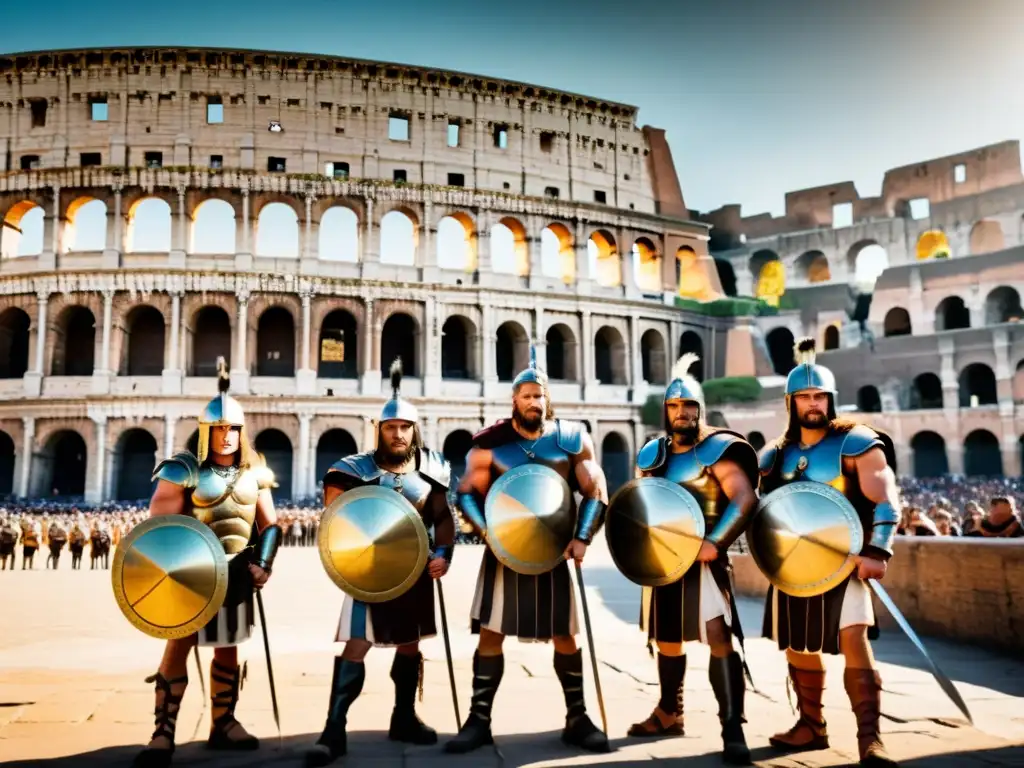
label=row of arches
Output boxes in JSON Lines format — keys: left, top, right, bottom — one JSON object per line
{"left": 910, "top": 430, "right": 1023, "bottom": 478}
{"left": 882, "top": 286, "right": 1024, "bottom": 337}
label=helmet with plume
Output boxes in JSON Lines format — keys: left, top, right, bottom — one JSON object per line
{"left": 196, "top": 356, "right": 254, "bottom": 464}
{"left": 512, "top": 344, "right": 548, "bottom": 392}
{"left": 379, "top": 357, "right": 419, "bottom": 424}
{"left": 664, "top": 353, "right": 705, "bottom": 413}
{"left": 785, "top": 336, "right": 837, "bottom": 418}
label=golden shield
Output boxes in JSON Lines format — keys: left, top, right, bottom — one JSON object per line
{"left": 111, "top": 515, "right": 229, "bottom": 640}
{"left": 318, "top": 485, "right": 430, "bottom": 603}
{"left": 605, "top": 478, "right": 706, "bottom": 587}
{"left": 745, "top": 481, "right": 864, "bottom": 598}
{"left": 485, "top": 463, "right": 574, "bottom": 576}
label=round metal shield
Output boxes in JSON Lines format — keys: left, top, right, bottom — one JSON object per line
{"left": 745, "top": 481, "right": 864, "bottom": 599}
{"left": 485, "top": 463, "right": 573, "bottom": 576}
{"left": 111, "top": 515, "right": 229, "bottom": 640}
{"left": 318, "top": 485, "right": 430, "bottom": 603}
{"left": 605, "top": 478, "right": 706, "bottom": 587}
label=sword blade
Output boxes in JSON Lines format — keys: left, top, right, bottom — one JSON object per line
{"left": 573, "top": 560, "right": 608, "bottom": 736}
{"left": 866, "top": 579, "right": 973, "bottom": 725}
{"left": 255, "top": 590, "right": 283, "bottom": 742}
{"left": 436, "top": 581, "right": 461, "bottom": 729}
{"left": 192, "top": 645, "right": 206, "bottom": 699}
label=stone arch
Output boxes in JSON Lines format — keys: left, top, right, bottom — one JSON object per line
{"left": 796, "top": 250, "right": 831, "bottom": 283}
{"left": 496, "top": 320, "right": 530, "bottom": 382}
{"left": 256, "top": 306, "right": 296, "bottom": 377}
{"left": 935, "top": 296, "right": 970, "bottom": 331}
{"left": 380, "top": 209, "right": 418, "bottom": 266}
{"left": 127, "top": 197, "right": 172, "bottom": 253}
{"left": 190, "top": 306, "right": 232, "bottom": 376}
{"left": 823, "top": 324, "right": 840, "bottom": 350}
{"left": 490, "top": 217, "right": 529, "bottom": 276}
{"left": 0, "top": 430, "right": 13, "bottom": 496}
{"left": 255, "top": 202, "right": 300, "bottom": 258}
{"left": 38, "top": 430, "right": 87, "bottom": 499}
{"left": 0, "top": 307, "right": 30, "bottom": 379}
{"left": 632, "top": 237, "right": 661, "bottom": 292}
{"left": 909, "top": 372, "right": 943, "bottom": 409}
{"left": 442, "top": 315, "right": 476, "bottom": 379}
{"left": 985, "top": 286, "right": 1023, "bottom": 325}
{"left": 746, "top": 431, "right": 766, "bottom": 452}
{"left": 191, "top": 198, "right": 237, "bottom": 254}
{"left": 910, "top": 431, "right": 949, "bottom": 478}
{"left": 436, "top": 212, "right": 477, "bottom": 271}
{"left": 749, "top": 249, "right": 779, "bottom": 278}
{"left": 963, "top": 430, "right": 1002, "bottom": 477}
{"left": 319, "top": 205, "right": 360, "bottom": 261}
{"left": 122, "top": 305, "right": 165, "bottom": 376}
{"left": 256, "top": 428, "right": 293, "bottom": 500}
{"left": 857, "top": 385, "right": 881, "bottom": 413}
{"left": 316, "top": 429, "right": 358, "bottom": 486}
{"left": 969, "top": 220, "right": 1004, "bottom": 255}
{"left": 318, "top": 309, "right": 358, "bottom": 378}
{"left": 714, "top": 258, "right": 737, "bottom": 297}
{"left": 588, "top": 229, "right": 619, "bottom": 287}
{"left": 916, "top": 230, "right": 951, "bottom": 261}
{"left": 641, "top": 329, "right": 667, "bottom": 384}
{"left": 0, "top": 201, "right": 43, "bottom": 258}
{"left": 114, "top": 428, "right": 158, "bottom": 501}
{"left": 848, "top": 241, "right": 889, "bottom": 290}
{"left": 958, "top": 363, "right": 997, "bottom": 407}
{"left": 63, "top": 197, "right": 107, "bottom": 252}
{"left": 541, "top": 223, "right": 575, "bottom": 283}
{"left": 52, "top": 305, "right": 96, "bottom": 376}
{"left": 766, "top": 327, "right": 796, "bottom": 376}
{"left": 594, "top": 325, "right": 627, "bottom": 385}
{"left": 381, "top": 313, "right": 419, "bottom": 377}
{"left": 601, "top": 432, "right": 631, "bottom": 495}
{"left": 443, "top": 430, "right": 475, "bottom": 480}
{"left": 883, "top": 307, "right": 912, "bottom": 337}
{"left": 678, "top": 330, "right": 704, "bottom": 381}
{"left": 546, "top": 323, "right": 577, "bottom": 381}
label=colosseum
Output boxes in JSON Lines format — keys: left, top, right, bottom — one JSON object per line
{"left": 0, "top": 46, "right": 739, "bottom": 504}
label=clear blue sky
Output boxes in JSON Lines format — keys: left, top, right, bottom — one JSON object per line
{"left": 3, "top": 0, "right": 1022, "bottom": 217}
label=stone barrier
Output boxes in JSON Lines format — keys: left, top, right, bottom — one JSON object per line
{"left": 730, "top": 537, "right": 1024, "bottom": 653}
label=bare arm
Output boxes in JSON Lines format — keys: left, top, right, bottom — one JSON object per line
{"left": 431, "top": 491, "right": 455, "bottom": 548}
{"left": 573, "top": 432, "right": 609, "bottom": 504}
{"left": 148, "top": 480, "right": 186, "bottom": 517}
{"left": 705, "top": 458, "right": 758, "bottom": 550}
{"left": 255, "top": 488, "right": 278, "bottom": 530}
{"left": 851, "top": 447, "right": 900, "bottom": 510}
{"left": 458, "top": 446, "right": 493, "bottom": 497}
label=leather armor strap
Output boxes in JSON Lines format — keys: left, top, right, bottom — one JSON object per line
{"left": 254, "top": 524, "right": 282, "bottom": 574}
{"left": 457, "top": 492, "right": 487, "bottom": 534}
{"left": 706, "top": 499, "right": 751, "bottom": 552}
{"left": 575, "top": 498, "right": 607, "bottom": 544}
{"left": 864, "top": 501, "right": 899, "bottom": 560}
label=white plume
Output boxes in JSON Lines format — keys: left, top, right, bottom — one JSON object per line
{"left": 671, "top": 353, "right": 701, "bottom": 381}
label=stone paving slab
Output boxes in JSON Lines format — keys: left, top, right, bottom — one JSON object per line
{"left": 1, "top": 544, "right": 1022, "bottom": 766}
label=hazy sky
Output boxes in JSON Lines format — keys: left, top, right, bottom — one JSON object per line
{"left": 3, "top": 0, "right": 1023, "bottom": 217}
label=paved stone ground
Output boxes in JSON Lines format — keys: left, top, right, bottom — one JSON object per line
{"left": 1, "top": 542, "right": 1022, "bottom": 767}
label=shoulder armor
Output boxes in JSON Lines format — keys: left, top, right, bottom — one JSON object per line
{"left": 555, "top": 420, "right": 585, "bottom": 455}
{"left": 418, "top": 449, "right": 452, "bottom": 489}
{"left": 324, "top": 452, "right": 382, "bottom": 484}
{"left": 695, "top": 430, "right": 742, "bottom": 467}
{"left": 697, "top": 430, "right": 759, "bottom": 487}
{"left": 152, "top": 451, "right": 200, "bottom": 488}
{"left": 841, "top": 424, "right": 883, "bottom": 458}
{"left": 251, "top": 461, "right": 277, "bottom": 491}
{"left": 758, "top": 444, "right": 779, "bottom": 476}
{"left": 637, "top": 437, "right": 667, "bottom": 472}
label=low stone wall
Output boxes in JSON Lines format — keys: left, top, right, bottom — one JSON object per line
{"left": 730, "top": 538, "right": 1024, "bottom": 653}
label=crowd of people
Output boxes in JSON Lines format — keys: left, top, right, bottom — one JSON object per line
{"left": 0, "top": 475, "right": 1019, "bottom": 572}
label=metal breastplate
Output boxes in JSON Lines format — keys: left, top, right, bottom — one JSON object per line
{"left": 191, "top": 464, "right": 260, "bottom": 555}
{"left": 490, "top": 430, "right": 573, "bottom": 484}
{"left": 377, "top": 470, "right": 434, "bottom": 518}
{"left": 663, "top": 449, "right": 726, "bottom": 528}
{"left": 778, "top": 432, "right": 848, "bottom": 495}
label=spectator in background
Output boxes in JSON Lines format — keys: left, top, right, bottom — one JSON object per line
{"left": 965, "top": 496, "right": 1023, "bottom": 538}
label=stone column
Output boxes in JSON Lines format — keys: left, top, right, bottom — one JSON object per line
{"left": 533, "top": 305, "right": 547, "bottom": 366}
{"left": 630, "top": 313, "right": 647, "bottom": 403}
{"left": 297, "top": 291, "right": 316, "bottom": 394}
{"left": 164, "top": 413, "right": 177, "bottom": 459}
{"left": 361, "top": 198, "right": 379, "bottom": 278}
{"left": 939, "top": 337, "right": 959, "bottom": 410}
{"left": 360, "top": 297, "right": 382, "bottom": 395}
{"left": 423, "top": 414, "right": 439, "bottom": 453}
{"left": 231, "top": 291, "right": 250, "bottom": 393}
{"left": 170, "top": 186, "right": 186, "bottom": 267}
{"left": 102, "top": 186, "right": 122, "bottom": 268}
{"left": 236, "top": 188, "right": 252, "bottom": 270}
{"left": 297, "top": 413, "right": 312, "bottom": 499}
{"left": 482, "top": 304, "right": 499, "bottom": 399}
{"left": 362, "top": 415, "right": 376, "bottom": 453}
{"left": 87, "top": 414, "right": 108, "bottom": 504}
{"left": 163, "top": 290, "right": 183, "bottom": 394}
{"left": 92, "top": 289, "right": 115, "bottom": 394}
{"left": 581, "top": 309, "right": 596, "bottom": 400}
{"left": 476, "top": 209, "right": 493, "bottom": 282}
{"left": 301, "top": 194, "right": 319, "bottom": 272}
{"left": 24, "top": 289, "right": 48, "bottom": 397}
{"left": 18, "top": 417, "right": 35, "bottom": 498}
{"left": 39, "top": 185, "right": 60, "bottom": 269}
{"left": 423, "top": 295, "right": 441, "bottom": 396}
{"left": 993, "top": 328, "right": 1013, "bottom": 405}
{"left": 574, "top": 220, "right": 592, "bottom": 296}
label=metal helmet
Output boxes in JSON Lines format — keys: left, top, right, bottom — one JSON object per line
{"left": 785, "top": 337, "right": 837, "bottom": 396}
{"left": 512, "top": 345, "right": 548, "bottom": 392}
{"left": 380, "top": 357, "right": 418, "bottom": 424}
{"left": 665, "top": 353, "right": 705, "bottom": 416}
{"left": 196, "top": 356, "right": 248, "bottom": 463}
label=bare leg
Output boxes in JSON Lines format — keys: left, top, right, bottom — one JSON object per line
{"left": 142, "top": 637, "right": 195, "bottom": 752}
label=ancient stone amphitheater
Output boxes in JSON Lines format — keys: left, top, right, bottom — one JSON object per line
{"left": 0, "top": 47, "right": 725, "bottom": 503}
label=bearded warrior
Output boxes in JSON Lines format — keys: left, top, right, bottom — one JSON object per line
{"left": 758, "top": 338, "right": 900, "bottom": 767}
{"left": 0, "top": 513, "right": 16, "bottom": 570}
{"left": 628, "top": 354, "right": 758, "bottom": 765}
{"left": 133, "top": 360, "right": 282, "bottom": 768}
{"left": 446, "top": 349, "right": 610, "bottom": 755}
{"left": 306, "top": 358, "right": 455, "bottom": 767}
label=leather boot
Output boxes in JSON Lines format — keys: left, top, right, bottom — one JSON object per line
{"left": 132, "top": 672, "right": 188, "bottom": 768}
{"left": 628, "top": 653, "right": 686, "bottom": 737}
{"left": 388, "top": 651, "right": 437, "bottom": 745}
{"left": 769, "top": 665, "right": 829, "bottom": 752}
{"left": 207, "top": 660, "right": 259, "bottom": 751}
{"left": 306, "top": 658, "right": 365, "bottom": 767}
{"left": 445, "top": 652, "right": 503, "bottom": 754}
{"left": 709, "top": 653, "right": 751, "bottom": 765}
{"left": 554, "top": 650, "right": 610, "bottom": 753}
{"left": 845, "top": 668, "right": 897, "bottom": 766}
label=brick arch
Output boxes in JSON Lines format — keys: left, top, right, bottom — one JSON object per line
{"left": 251, "top": 193, "right": 304, "bottom": 222}
{"left": 45, "top": 295, "right": 104, "bottom": 377}
{"left": 181, "top": 293, "right": 238, "bottom": 331}
{"left": 440, "top": 303, "right": 483, "bottom": 327}
{"left": 248, "top": 415, "right": 301, "bottom": 449}
{"left": 33, "top": 418, "right": 95, "bottom": 455}
{"left": 60, "top": 188, "right": 111, "bottom": 220}
{"left": 310, "top": 295, "right": 365, "bottom": 374}
{"left": 374, "top": 202, "right": 423, "bottom": 229}
{"left": 376, "top": 300, "right": 425, "bottom": 330}
{"left": 186, "top": 190, "right": 242, "bottom": 219}
{"left": 0, "top": 194, "right": 50, "bottom": 222}
{"left": 431, "top": 207, "right": 477, "bottom": 232}
{"left": 121, "top": 190, "right": 178, "bottom": 218}
{"left": 312, "top": 197, "right": 365, "bottom": 225}
{"left": 249, "top": 296, "right": 300, "bottom": 376}
{"left": 311, "top": 416, "right": 365, "bottom": 449}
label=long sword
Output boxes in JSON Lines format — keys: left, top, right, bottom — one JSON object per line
{"left": 865, "top": 579, "right": 972, "bottom": 724}
{"left": 255, "top": 590, "right": 283, "bottom": 743}
{"left": 573, "top": 560, "right": 608, "bottom": 736}
{"left": 436, "top": 581, "right": 461, "bottom": 729}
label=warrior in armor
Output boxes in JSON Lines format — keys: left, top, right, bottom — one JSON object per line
{"left": 758, "top": 338, "right": 900, "bottom": 767}
{"left": 0, "top": 513, "right": 16, "bottom": 570}
{"left": 69, "top": 517, "right": 87, "bottom": 570}
{"left": 21, "top": 517, "right": 40, "bottom": 569}
{"left": 306, "top": 358, "right": 455, "bottom": 767}
{"left": 629, "top": 354, "right": 758, "bottom": 765}
{"left": 90, "top": 520, "right": 111, "bottom": 570}
{"left": 132, "top": 359, "right": 282, "bottom": 768}
{"left": 446, "top": 349, "right": 610, "bottom": 755}
{"left": 46, "top": 518, "right": 68, "bottom": 569}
